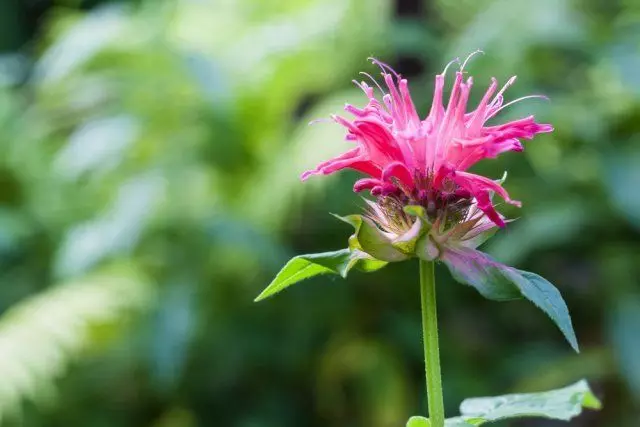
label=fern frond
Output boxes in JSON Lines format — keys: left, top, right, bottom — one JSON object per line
{"left": 0, "top": 264, "right": 154, "bottom": 422}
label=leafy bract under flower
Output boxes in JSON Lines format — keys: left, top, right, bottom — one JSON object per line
{"left": 255, "top": 205, "right": 579, "bottom": 352}
{"left": 302, "top": 55, "right": 553, "bottom": 227}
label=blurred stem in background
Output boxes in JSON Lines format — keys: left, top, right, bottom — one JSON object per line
{"left": 420, "top": 260, "right": 444, "bottom": 427}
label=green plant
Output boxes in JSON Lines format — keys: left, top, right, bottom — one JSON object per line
{"left": 256, "top": 55, "right": 602, "bottom": 426}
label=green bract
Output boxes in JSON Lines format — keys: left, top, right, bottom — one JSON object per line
{"left": 256, "top": 211, "right": 578, "bottom": 353}
{"left": 406, "top": 379, "right": 601, "bottom": 426}
{"left": 335, "top": 213, "right": 418, "bottom": 262}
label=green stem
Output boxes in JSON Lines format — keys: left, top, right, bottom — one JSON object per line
{"left": 419, "top": 260, "right": 445, "bottom": 427}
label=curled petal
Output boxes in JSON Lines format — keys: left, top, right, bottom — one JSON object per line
{"left": 455, "top": 171, "right": 521, "bottom": 206}
{"left": 453, "top": 171, "right": 521, "bottom": 227}
{"left": 382, "top": 161, "right": 414, "bottom": 187}
{"left": 474, "top": 192, "right": 505, "bottom": 228}
{"left": 371, "top": 183, "right": 398, "bottom": 196}
{"left": 336, "top": 117, "right": 406, "bottom": 165}
{"left": 353, "top": 178, "right": 382, "bottom": 193}
{"left": 447, "top": 114, "right": 551, "bottom": 171}
{"left": 344, "top": 103, "right": 369, "bottom": 118}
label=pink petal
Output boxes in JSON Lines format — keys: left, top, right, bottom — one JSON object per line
{"left": 353, "top": 178, "right": 382, "bottom": 192}
{"left": 301, "top": 147, "right": 382, "bottom": 181}
{"left": 302, "top": 57, "right": 555, "bottom": 208}
{"left": 453, "top": 171, "right": 521, "bottom": 227}
{"left": 371, "top": 182, "right": 399, "bottom": 196}
{"left": 382, "top": 161, "right": 414, "bottom": 187}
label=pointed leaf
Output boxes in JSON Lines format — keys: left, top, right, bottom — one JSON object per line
{"left": 254, "top": 249, "right": 387, "bottom": 301}
{"left": 511, "top": 270, "right": 579, "bottom": 352}
{"left": 441, "top": 246, "right": 579, "bottom": 352}
{"left": 457, "top": 380, "right": 601, "bottom": 424}
{"left": 440, "top": 247, "right": 522, "bottom": 301}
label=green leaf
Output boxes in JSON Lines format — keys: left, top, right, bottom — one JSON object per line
{"left": 512, "top": 270, "right": 579, "bottom": 352}
{"left": 445, "top": 418, "right": 476, "bottom": 426}
{"left": 334, "top": 214, "right": 410, "bottom": 262}
{"left": 406, "top": 416, "right": 476, "bottom": 426}
{"left": 406, "top": 416, "right": 431, "bottom": 427}
{"left": 441, "top": 246, "right": 579, "bottom": 352}
{"left": 254, "top": 249, "right": 387, "bottom": 301}
{"left": 415, "top": 381, "right": 601, "bottom": 426}
{"left": 456, "top": 379, "right": 601, "bottom": 424}
{"left": 440, "top": 247, "right": 522, "bottom": 301}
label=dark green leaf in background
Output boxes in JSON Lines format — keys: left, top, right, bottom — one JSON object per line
{"left": 605, "top": 148, "right": 640, "bottom": 231}
{"left": 609, "top": 295, "right": 640, "bottom": 400}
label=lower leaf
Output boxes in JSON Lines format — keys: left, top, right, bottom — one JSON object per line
{"left": 407, "top": 380, "right": 601, "bottom": 427}
{"left": 406, "top": 416, "right": 476, "bottom": 426}
{"left": 458, "top": 379, "right": 601, "bottom": 424}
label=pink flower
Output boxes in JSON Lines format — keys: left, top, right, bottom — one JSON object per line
{"left": 302, "top": 54, "right": 553, "bottom": 227}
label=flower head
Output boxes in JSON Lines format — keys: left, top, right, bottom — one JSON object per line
{"left": 302, "top": 54, "right": 553, "bottom": 228}
{"left": 258, "top": 57, "right": 581, "bottom": 359}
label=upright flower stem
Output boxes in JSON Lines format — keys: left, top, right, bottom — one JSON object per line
{"left": 419, "top": 260, "right": 445, "bottom": 427}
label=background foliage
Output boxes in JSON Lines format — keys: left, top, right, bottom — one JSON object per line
{"left": 0, "top": 0, "right": 638, "bottom": 426}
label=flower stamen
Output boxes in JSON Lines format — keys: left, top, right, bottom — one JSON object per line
{"left": 487, "top": 94, "right": 549, "bottom": 120}
{"left": 359, "top": 71, "right": 387, "bottom": 96}
{"left": 460, "top": 49, "right": 484, "bottom": 72}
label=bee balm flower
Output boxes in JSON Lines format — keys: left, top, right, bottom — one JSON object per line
{"left": 302, "top": 55, "right": 553, "bottom": 228}
{"left": 258, "top": 55, "right": 589, "bottom": 425}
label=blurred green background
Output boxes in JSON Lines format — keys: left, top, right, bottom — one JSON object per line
{"left": 0, "top": 0, "right": 638, "bottom": 426}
